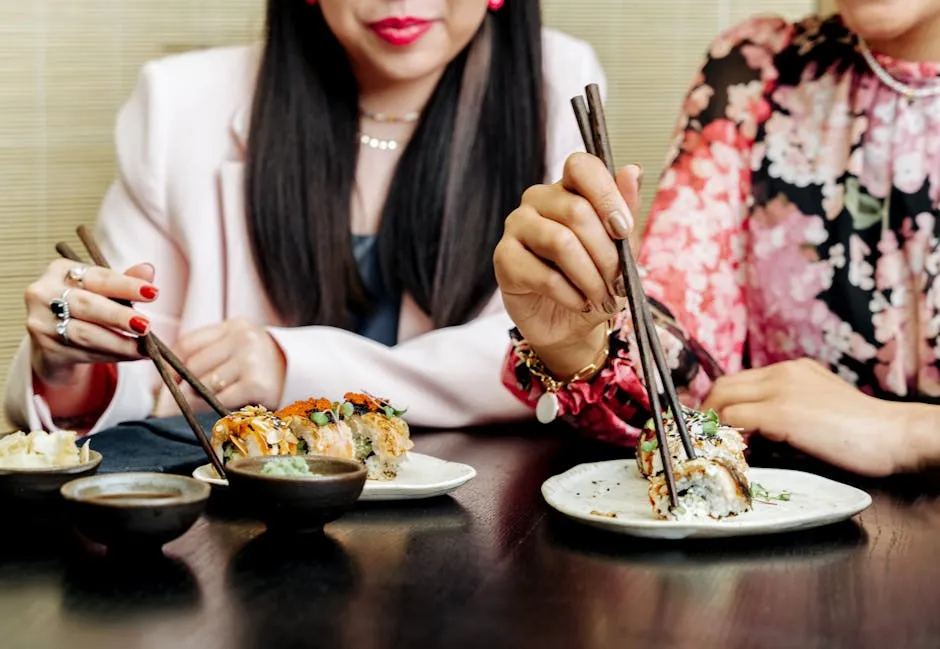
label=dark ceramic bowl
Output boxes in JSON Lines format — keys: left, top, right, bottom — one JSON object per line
{"left": 60, "top": 472, "right": 210, "bottom": 549}
{"left": 0, "top": 450, "right": 103, "bottom": 504}
{"left": 226, "top": 456, "right": 367, "bottom": 533}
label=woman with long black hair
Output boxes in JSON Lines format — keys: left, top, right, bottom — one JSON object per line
{"left": 7, "top": 0, "right": 605, "bottom": 433}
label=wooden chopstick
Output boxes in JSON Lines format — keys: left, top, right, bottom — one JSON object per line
{"left": 585, "top": 85, "right": 616, "bottom": 176}
{"left": 59, "top": 230, "right": 229, "bottom": 419}
{"left": 55, "top": 242, "right": 85, "bottom": 266}
{"left": 570, "top": 96, "right": 597, "bottom": 157}
{"left": 580, "top": 88, "right": 678, "bottom": 507}
{"left": 581, "top": 86, "right": 695, "bottom": 457}
{"left": 579, "top": 83, "right": 695, "bottom": 459}
{"left": 623, "top": 255, "right": 697, "bottom": 457}
{"left": 143, "top": 335, "right": 227, "bottom": 479}
{"left": 573, "top": 84, "right": 698, "bottom": 508}
{"left": 67, "top": 227, "right": 228, "bottom": 479}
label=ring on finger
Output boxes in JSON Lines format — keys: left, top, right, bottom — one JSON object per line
{"left": 49, "top": 288, "right": 73, "bottom": 321}
{"left": 210, "top": 373, "right": 227, "bottom": 393}
{"left": 55, "top": 317, "right": 71, "bottom": 347}
{"left": 66, "top": 264, "right": 90, "bottom": 288}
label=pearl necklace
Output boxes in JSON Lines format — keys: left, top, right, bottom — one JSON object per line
{"left": 357, "top": 108, "right": 421, "bottom": 151}
{"left": 359, "top": 133, "right": 399, "bottom": 151}
{"left": 858, "top": 38, "right": 940, "bottom": 100}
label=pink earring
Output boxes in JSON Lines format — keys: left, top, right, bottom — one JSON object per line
{"left": 488, "top": 0, "right": 504, "bottom": 10}
{"left": 306, "top": 0, "right": 317, "bottom": 4}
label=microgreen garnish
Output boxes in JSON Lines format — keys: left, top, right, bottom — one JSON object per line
{"left": 639, "top": 438, "right": 658, "bottom": 453}
{"left": 750, "top": 482, "right": 792, "bottom": 503}
{"left": 700, "top": 409, "right": 720, "bottom": 437}
{"left": 310, "top": 411, "right": 330, "bottom": 427}
{"left": 383, "top": 405, "right": 407, "bottom": 418}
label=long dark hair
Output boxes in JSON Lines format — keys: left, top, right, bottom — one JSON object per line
{"left": 246, "top": 0, "right": 545, "bottom": 330}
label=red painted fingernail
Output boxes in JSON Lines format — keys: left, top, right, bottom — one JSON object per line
{"left": 130, "top": 316, "right": 150, "bottom": 334}
{"left": 140, "top": 285, "right": 159, "bottom": 300}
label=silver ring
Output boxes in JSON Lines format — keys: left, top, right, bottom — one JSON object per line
{"left": 49, "top": 288, "right": 72, "bottom": 321}
{"left": 66, "top": 264, "right": 89, "bottom": 287}
{"left": 55, "top": 318, "right": 71, "bottom": 346}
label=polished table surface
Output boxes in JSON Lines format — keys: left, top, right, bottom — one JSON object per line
{"left": 1, "top": 425, "right": 938, "bottom": 649}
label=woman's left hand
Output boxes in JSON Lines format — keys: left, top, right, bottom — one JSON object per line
{"left": 702, "top": 358, "right": 903, "bottom": 477}
{"left": 173, "top": 319, "right": 286, "bottom": 412}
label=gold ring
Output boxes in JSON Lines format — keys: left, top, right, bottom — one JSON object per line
{"left": 66, "top": 264, "right": 89, "bottom": 287}
{"left": 211, "top": 373, "right": 226, "bottom": 393}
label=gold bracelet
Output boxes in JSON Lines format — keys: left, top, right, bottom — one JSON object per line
{"left": 521, "top": 320, "right": 613, "bottom": 393}
{"left": 523, "top": 323, "right": 613, "bottom": 424}
{"left": 523, "top": 339, "right": 609, "bottom": 393}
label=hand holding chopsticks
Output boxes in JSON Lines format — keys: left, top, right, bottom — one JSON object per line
{"left": 570, "top": 85, "right": 696, "bottom": 510}
{"left": 56, "top": 227, "right": 229, "bottom": 479}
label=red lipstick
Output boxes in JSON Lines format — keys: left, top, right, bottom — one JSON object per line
{"left": 368, "top": 16, "right": 434, "bottom": 47}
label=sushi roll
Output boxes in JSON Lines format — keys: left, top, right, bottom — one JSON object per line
{"left": 211, "top": 405, "right": 297, "bottom": 464}
{"left": 648, "top": 457, "right": 752, "bottom": 521}
{"left": 339, "top": 393, "right": 413, "bottom": 480}
{"left": 275, "top": 398, "right": 355, "bottom": 461}
{"left": 636, "top": 408, "right": 748, "bottom": 478}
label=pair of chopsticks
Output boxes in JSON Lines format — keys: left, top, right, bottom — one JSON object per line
{"left": 570, "top": 85, "right": 695, "bottom": 509}
{"left": 57, "top": 226, "right": 229, "bottom": 479}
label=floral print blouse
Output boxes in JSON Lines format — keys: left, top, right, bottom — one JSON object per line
{"left": 502, "top": 14, "right": 940, "bottom": 446}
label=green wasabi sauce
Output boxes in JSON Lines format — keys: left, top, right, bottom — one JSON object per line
{"left": 260, "top": 457, "right": 313, "bottom": 477}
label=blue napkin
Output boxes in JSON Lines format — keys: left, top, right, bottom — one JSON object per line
{"left": 90, "top": 413, "right": 217, "bottom": 475}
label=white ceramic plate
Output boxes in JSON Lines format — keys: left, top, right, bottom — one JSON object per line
{"left": 542, "top": 460, "right": 871, "bottom": 540}
{"left": 193, "top": 452, "right": 476, "bottom": 501}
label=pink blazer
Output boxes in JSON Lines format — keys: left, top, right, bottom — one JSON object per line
{"left": 4, "top": 28, "right": 606, "bottom": 433}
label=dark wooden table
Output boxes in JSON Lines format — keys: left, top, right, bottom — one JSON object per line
{"left": 1, "top": 426, "right": 938, "bottom": 649}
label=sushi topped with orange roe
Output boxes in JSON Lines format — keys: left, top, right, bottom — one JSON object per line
{"left": 339, "top": 392, "right": 413, "bottom": 480}
{"left": 275, "top": 398, "right": 354, "bottom": 461}
{"left": 211, "top": 393, "right": 413, "bottom": 481}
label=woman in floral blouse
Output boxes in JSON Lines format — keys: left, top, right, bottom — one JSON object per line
{"left": 494, "top": 3, "right": 940, "bottom": 477}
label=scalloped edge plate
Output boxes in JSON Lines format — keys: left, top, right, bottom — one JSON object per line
{"left": 194, "top": 452, "right": 476, "bottom": 501}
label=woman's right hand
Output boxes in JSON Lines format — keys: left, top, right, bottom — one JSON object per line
{"left": 493, "top": 153, "right": 642, "bottom": 378}
{"left": 25, "top": 259, "right": 159, "bottom": 386}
